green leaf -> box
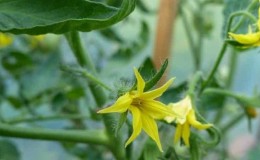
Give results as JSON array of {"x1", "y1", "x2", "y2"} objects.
[
  {"x1": 139, "y1": 139, "x2": 162, "y2": 160},
  {"x1": 0, "y1": 140, "x2": 20, "y2": 160},
  {"x1": 138, "y1": 57, "x2": 156, "y2": 81},
  {"x1": 0, "y1": 0, "x2": 136, "y2": 34},
  {"x1": 144, "y1": 59, "x2": 168, "y2": 91},
  {"x1": 20, "y1": 53, "x2": 60, "y2": 99},
  {"x1": 160, "y1": 82, "x2": 187, "y2": 104},
  {"x1": 2, "y1": 51, "x2": 33, "y2": 74},
  {"x1": 199, "y1": 78, "x2": 225, "y2": 110},
  {"x1": 6, "y1": 96, "x2": 23, "y2": 109}
]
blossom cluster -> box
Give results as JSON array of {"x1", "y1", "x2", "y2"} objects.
[{"x1": 98, "y1": 68, "x2": 212, "y2": 152}]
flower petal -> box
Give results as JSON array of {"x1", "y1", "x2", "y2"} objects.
[
  {"x1": 141, "y1": 100, "x2": 176, "y2": 119},
  {"x1": 174, "y1": 124, "x2": 183, "y2": 145},
  {"x1": 165, "y1": 96, "x2": 192, "y2": 124},
  {"x1": 141, "y1": 113, "x2": 163, "y2": 152},
  {"x1": 125, "y1": 106, "x2": 142, "y2": 147},
  {"x1": 182, "y1": 122, "x2": 190, "y2": 147},
  {"x1": 98, "y1": 93, "x2": 132, "y2": 113},
  {"x1": 187, "y1": 109, "x2": 212, "y2": 130},
  {"x1": 228, "y1": 32, "x2": 260, "y2": 45},
  {"x1": 134, "y1": 68, "x2": 145, "y2": 95},
  {"x1": 140, "y1": 78, "x2": 174, "y2": 99}
]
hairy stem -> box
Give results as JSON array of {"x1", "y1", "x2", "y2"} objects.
[
  {"x1": 65, "y1": 31, "x2": 126, "y2": 160},
  {"x1": 0, "y1": 123, "x2": 109, "y2": 146}
]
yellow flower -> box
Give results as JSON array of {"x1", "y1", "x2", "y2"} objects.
[
  {"x1": 0, "y1": 32, "x2": 13, "y2": 48},
  {"x1": 228, "y1": 8, "x2": 260, "y2": 47},
  {"x1": 165, "y1": 96, "x2": 212, "y2": 147},
  {"x1": 98, "y1": 68, "x2": 176, "y2": 152}
]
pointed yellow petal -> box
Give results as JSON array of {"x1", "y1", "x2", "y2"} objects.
[
  {"x1": 140, "y1": 78, "x2": 174, "y2": 99},
  {"x1": 134, "y1": 68, "x2": 145, "y2": 95},
  {"x1": 228, "y1": 32, "x2": 260, "y2": 45},
  {"x1": 141, "y1": 113, "x2": 163, "y2": 152},
  {"x1": 174, "y1": 124, "x2": 183, "y2": 145},
  {"x1": 125, "y1": 106, "x2": 142, "y2": 147},
  {"x1": 187, "y1": 109, "x2": 212, "y2": 130},
  {"x1": 182, "y1": 122, "x2": 190, "y2": 147},
  {"x1": 141, "y1": 100, "x2": 176, "y2": 119},
  {"x1": 98, "y1": 93, "x2": 132, "y2": 113}
]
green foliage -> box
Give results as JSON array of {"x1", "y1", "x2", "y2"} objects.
[
  {"x1": 199, "y1": 78, "x2": 225, "y2": 110},
  {"x1": 139, "y1": 139, "x2": 161, "y2": 160},
  {"x1": 0, "y1": 0, "x2": 136, "y2": 34},
  {"x1": 161, "y1": 82, "x2": 187, "y2": 104},
  {"x1": 223, "y1": 0, "x2": 258, "y2": 35},
  {"x1": 0, "y1": 140, "x2": 20, "y2": 160},
  {"x1": 20, "y1": 53, "x2": 60, "y2": 99},
  {"x1": 2, "y1": 52, "x2": 33, "y2": 75}
]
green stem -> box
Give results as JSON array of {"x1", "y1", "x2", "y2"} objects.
[
  {"x1": 180, "y1": 6, "x2": 200, "y2": 70},
  {"x1": 65, "y1": 31, "x2": 126, "y2": 160},
  {"x1": 61, "y1": 65, "x2": 113, "y2": 91},
  {"x1": 203, "y1": 88, "x2": 242, "y2": 99},
  {"x1": 226, "y1": 49, "x2": 238, "y2": 88},
  {"x1": 201, "y1": 11, "x2": 257, "y2": 92},
  {"x1": 0, "y1": 122, "x2": 109, "y2": 146},
  {"x1": 5, "y1": 114, "x2": 89, "y2": 125},
  {"x1": 221, "y1": 112, "x2": 245, "y2": 134},
  {"x1": 231, "y1": 0, "x2": 259, "y2": 32},
  {"x1": 200, "y1": 42, "x2": 227, "y2": 92},
  {"x1": 195, "y1": 2, "x2": 204, "y2": 70},
  {"x1": 188, "y1": 74, "x2": 221, "y2": 147},
  {"x1": 65, "y1": 32, "x2": 96, "y2": 71}
]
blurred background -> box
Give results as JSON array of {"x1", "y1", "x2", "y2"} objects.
[{"x1": 0, "y1": 0, "x2": 260, "y2": 159}]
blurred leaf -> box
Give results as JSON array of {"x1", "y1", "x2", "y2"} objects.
[
  {"x1": 51, "y1": 92, "x2": 67, "y2": 112},
  {"x1": 0, "y1": 140, "x2": 20, "y2": 160},
  {"x1": 112, "y1": 21, "x2": 149, "y2": 59},
  {"x1": 65, "y1": 87, "x2": 85, "y2": 101},
  {"x1": 6, "y1": 96, "x2": 23, "y2": 109},
  {"x1": 0, "y1": 0, "x2": 136, "y2": 34},
  {"x1": 137, "y1": 0, "x2": 152, "y2": 13},
  {"x1": 222, "y1": 0, "x2": 258, "y2": 37},
  {"x1": 21, "y1": 53, "x2": 60, "y2": 99},
  {"x1": 160, "y1": 82, "x2": 187, "y2": 104},
  {"x1": 2, "y1": 52, "x2": 33, "y2": 74},
  {"x1": 99, "y1": 28, "x2": 123, "y2": 42},
  {"x1": 163, "y1": 147, "x2": 180, "y2": 160},
  {"x1": 199, "y1": 78, "x2": 225, "y2": 110},
  {"x1": 139, "y1": 139, "x2": 161, "y2": 160}
]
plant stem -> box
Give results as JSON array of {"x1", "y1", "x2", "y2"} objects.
[
  {"x1": 226, "y1": 49, "x2": 238, "y2": 88},
  {"x1": 65, "y1": 31, "x2": 126, "y2": 160},
  {"x1": 0, "y1": 122, "x2": 109, "y2": 146},
  {"x1": 200, "y1": 42, "x2": 227, "y2": 92},
  {"x1": 221, "y1": 112, "x2": 245, "y2": 134},
  {"x1": 60, "y1": 65, "x2": 113, "y2": 91},
  {"x1": 6, "y1": 114, "x2": 89, "y2": 124},
  {"x1": 201, "y1": 11, "x2": 257, "y2": 92},
  {"x1": 179, "y1": 6, "x2": 199, "y2": 70},
  {"x1": 231, "y1": 0, "x2": 259, "y2": 32}
]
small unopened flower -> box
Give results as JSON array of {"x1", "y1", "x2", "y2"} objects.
[
  {"x1": 98, "y1": 68, "x2": 176, "y2": 152},
  {"x1": 165, "y1": 96, "x2": 212, "y2": 147},
  {"x1": 228, "y1": 8, "x2": 260, "y2": 47},
  {"x1": 0, "y1": 33, "x2": 13, "y2": 48}
]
